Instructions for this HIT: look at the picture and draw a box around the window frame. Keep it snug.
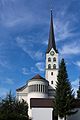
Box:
[48,64,51,69]
[53,57,56,62]
[51,81,53,84]
[53,64,56,69]
[48,57,51,62]
[51,72,53,75]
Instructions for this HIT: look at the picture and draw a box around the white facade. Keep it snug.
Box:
[32,108,53,120]
[27,78,49,118]
[16,77,49,118]
[45,48,58,90]
[16,86,28,101]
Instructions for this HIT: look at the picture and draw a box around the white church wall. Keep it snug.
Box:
[46,69,58,88]
[16,94,28,102]
[21,86,28,93]
[45,48,58,90]
[28,80,48,86]
[16,86,28,101]
[32,108,53,120]
[27,92,48,118]
[27,79,49,118]
[46,48,58,69]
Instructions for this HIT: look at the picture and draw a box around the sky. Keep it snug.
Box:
[0,0,80,98]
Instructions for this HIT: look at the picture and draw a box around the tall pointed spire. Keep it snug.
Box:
[46,10,58,53]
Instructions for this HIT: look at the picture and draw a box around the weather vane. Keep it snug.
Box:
[50,0,53,11]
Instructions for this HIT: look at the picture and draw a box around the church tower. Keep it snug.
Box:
[45,10,58,93]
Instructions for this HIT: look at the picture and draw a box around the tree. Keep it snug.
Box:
[77,89,80,99]
[55,58,75,120]
[0,91,29,120]
[77,77,80,99]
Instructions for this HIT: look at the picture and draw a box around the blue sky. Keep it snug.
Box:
[0,0,80,97]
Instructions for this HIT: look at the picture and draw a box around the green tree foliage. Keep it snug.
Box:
[0,91,29,120]
[55,59,75,120]
[77,89,80,99]
[77,78,80,99]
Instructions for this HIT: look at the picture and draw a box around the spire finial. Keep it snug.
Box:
[50,9,53,21]
[50,9,52,13]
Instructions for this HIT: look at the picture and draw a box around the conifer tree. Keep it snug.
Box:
[55,59,75,120]
[77,77,80,99]
[77,89,80,99]
[0,91,29,120]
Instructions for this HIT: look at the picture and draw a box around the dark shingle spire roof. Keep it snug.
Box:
[46,10,58,53]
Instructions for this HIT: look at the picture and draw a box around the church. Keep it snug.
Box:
[16,11,80,120]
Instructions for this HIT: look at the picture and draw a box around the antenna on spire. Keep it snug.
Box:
[48,0,53,12]
[50,0,53,11]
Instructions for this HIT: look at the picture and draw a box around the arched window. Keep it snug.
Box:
[48,57,51,62]
[48,64,51,69]
[53,64,56,69]
[53,57,56,62]
[51,72,53,75]
[51,81,53,84]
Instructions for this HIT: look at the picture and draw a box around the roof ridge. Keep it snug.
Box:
[31,74,45,80]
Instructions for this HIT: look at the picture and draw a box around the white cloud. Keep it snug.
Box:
[34,51,43,60]
[22,67,37,75]
[60,42,80,56]
[31,67,37,73]
[0,56,11,69]
[16,36,44,61]
[55,20,78,42]
[0,0,48,28]
[0,59,7,67]
[5,78,14,85]
[35,62,45,72]
[0,0,35,27]
[74,61,80,67]
[22,67,29,75]
[71,79,79,97]
[0,87,8,98]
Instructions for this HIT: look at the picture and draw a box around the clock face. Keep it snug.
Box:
[50,51,54,56]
